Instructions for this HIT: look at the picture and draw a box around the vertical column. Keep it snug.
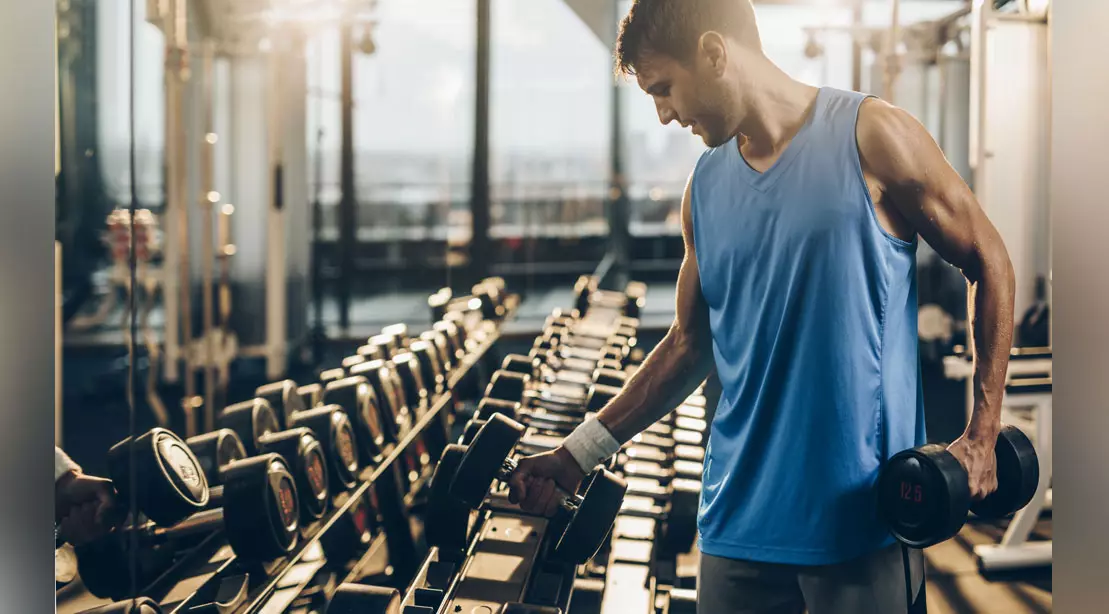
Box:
[607,0,630,290]
[339,22,356,331]
[470,0,492,284]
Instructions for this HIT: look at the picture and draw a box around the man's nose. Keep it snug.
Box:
[656,103,676,126]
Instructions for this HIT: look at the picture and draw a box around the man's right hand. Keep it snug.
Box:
[507,446,586,516]
[55,471,119,546]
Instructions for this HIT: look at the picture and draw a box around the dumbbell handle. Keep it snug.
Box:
[495,457,582,514]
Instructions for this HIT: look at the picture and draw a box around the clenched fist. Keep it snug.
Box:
[507,447,586,516]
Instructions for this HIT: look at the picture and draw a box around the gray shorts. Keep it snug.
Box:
[697,544,926,614]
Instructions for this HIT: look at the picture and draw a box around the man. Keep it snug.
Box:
[55,446,116,545]
[507,1,1015,612]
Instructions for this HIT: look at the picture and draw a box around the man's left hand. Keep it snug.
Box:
[946,433,999,501]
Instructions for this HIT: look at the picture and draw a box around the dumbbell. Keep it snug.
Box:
[76,430,300,598]
[350,359,414,442]
[408,339,446,395]
[298,382,324,409]
[877,424,1040,548]
[445,414,628,565]
[419,328,455,374]
[218,398,280,455]
[322,375,388,465]
[188,427,329,523]
[392,350,430,417]
[290,405,363,492]
[256,379,308,429]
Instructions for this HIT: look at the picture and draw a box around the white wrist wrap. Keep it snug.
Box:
[562,417,621,474]
[55,447,80,482]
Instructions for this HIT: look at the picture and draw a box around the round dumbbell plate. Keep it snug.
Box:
[425,444,471,552]
[108,428,209,527]
[450,414,526,509]
[187,429,246,487]
[552,469,628,565]
[969,424,1040,519]
[221,454,300,560]
[877,444,970,548]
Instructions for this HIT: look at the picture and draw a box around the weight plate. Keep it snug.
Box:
[222,453,299,560]
[475,398,520,422]
[256,379,305,430]
[969,424,1041,519]
[259,428,330,521]
[186,429,246,487]
[553,469,628,564]
[486,370,529,404]
[324,376,386,463]
[451,414,525,509]
[108,428,208,527]
[877,444,970,548]
[425,444,471,552]
[291,405,361,490]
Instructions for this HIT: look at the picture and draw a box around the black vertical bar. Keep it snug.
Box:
[470,0,492,285]
[339,21,356,331]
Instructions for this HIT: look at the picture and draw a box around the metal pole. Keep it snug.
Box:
[851,1,863,91]
[470,0,492,284]
[170,0,196,434]
[608,0,630,290]
[200,41,218,433]
[339,21,356,331]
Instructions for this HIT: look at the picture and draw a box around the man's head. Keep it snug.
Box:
[615,0,765,147]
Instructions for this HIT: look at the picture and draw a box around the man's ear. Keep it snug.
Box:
[697,31,728,76]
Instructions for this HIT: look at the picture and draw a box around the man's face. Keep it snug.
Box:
[635,51,735,148]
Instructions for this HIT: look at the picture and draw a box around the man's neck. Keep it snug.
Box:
[733,72,820,157]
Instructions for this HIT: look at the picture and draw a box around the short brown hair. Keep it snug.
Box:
[615,0,762,77]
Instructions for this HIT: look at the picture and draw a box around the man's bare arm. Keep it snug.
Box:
[595,174,716,443]
[859,99,1015,444]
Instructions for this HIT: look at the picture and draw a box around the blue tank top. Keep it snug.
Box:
[690,87,927,565]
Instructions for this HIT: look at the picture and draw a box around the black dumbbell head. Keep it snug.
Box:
[419,329,454,372]
[323,376,386,463]
[255,379,305,430]
[969,425,1040,519]
[451,414,526,509]
[552,468,628,564]
[425,444,471,553]
[219,398,281,456]
[485,370,529,404]
[460,419,486,446]
[392,351,428,415]
[475,397,521,422]
[297,383,324,409]
[107,428,209,526]
[186,429,246,486]
[258,427,330,521]
[501,354,538,377]
[877,443,971,548]
[662,478,700,556]
[220,453,301,560]
[291,405,361,491]
[409,339,445,394]
[381,323,410,350]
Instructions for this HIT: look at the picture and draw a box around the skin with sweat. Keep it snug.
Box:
[508,31,1014,517]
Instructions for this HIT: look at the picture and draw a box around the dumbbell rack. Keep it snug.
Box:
[59,295,519,614]
[392,282,686,614]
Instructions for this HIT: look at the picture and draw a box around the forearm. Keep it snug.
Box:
[966,250,1016,439]
[596,327,714,443]
[55,447,80,483]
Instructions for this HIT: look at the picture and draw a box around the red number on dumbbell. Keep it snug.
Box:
[900,482,923,504]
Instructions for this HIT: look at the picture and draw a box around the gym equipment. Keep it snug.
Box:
[258,427,331,521]
[419,329,455,374]
[409,339,446,395]
[878,424,1039,548]
[77,598,162,614]
[78,441,299,598]
[448,414,627,565]
[256,379,307,429]
[322,376,387,465]
[218,398,280,455]
[298,382,324,409]
[392,350,430,416]
[424,444,472,553]
[327,584,401,613]
[186,429,246,486]
[290,405,362,491]
[187,428,326,523]
[349,359,413,443]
